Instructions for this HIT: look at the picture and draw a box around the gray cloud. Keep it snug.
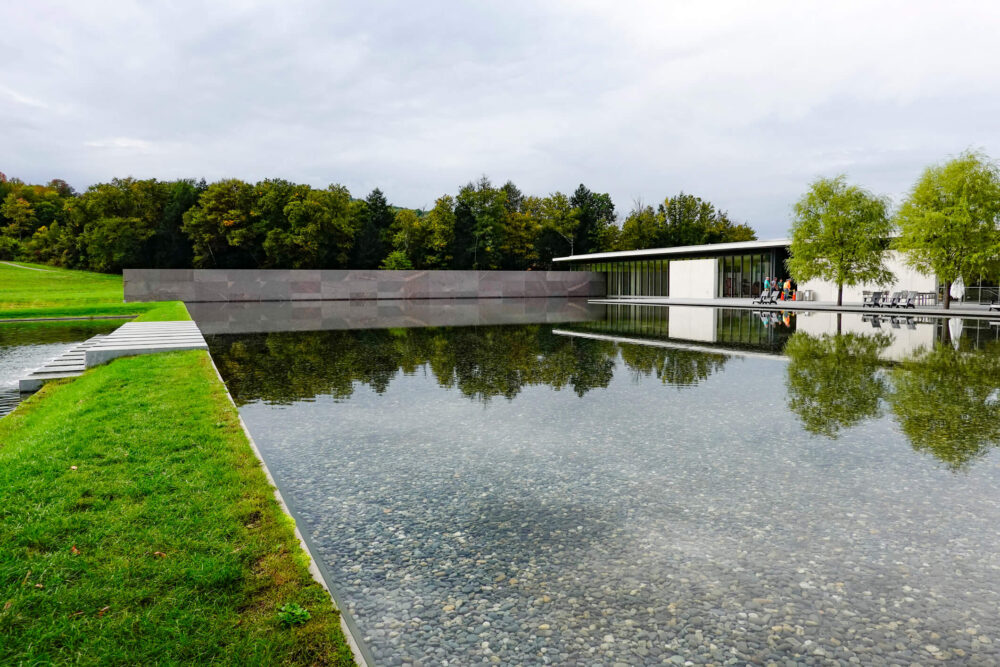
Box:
[3,0,999,237]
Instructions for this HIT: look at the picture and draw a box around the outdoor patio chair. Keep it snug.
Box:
[753,289,778,305]
[862,291,882,307]
[867,291,886,307]
[902,291,917,309]
[885,291,903,307]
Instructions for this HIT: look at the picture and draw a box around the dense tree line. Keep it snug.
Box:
[0,172,756,273]
[617,194,756,250]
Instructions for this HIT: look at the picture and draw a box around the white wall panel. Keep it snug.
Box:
[797,251,935,303]
[668,259,718,299]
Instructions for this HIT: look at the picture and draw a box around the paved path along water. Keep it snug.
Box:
[591,296,1000,320]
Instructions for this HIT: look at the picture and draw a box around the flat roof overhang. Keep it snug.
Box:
[554,238,791,263]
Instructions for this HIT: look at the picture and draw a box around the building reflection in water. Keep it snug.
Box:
[560,304,798,354]
[560,304,1000,470]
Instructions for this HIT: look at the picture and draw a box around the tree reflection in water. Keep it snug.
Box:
[209,326,618,405]
[889,342,1000,470]
[209,324,735,407]
[786,329,1000,470]
[211,319,1000,471]
[784,331,892,438]
[619,343,728,388]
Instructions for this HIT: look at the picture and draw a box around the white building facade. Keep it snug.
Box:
[556,239,948,304]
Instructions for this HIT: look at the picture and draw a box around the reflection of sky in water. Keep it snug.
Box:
[0,321,120,416]
[207,309,1000,665]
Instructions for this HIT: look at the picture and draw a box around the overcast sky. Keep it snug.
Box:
[3,1,1000,238]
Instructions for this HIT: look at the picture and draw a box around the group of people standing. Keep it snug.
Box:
[763,276,794,300]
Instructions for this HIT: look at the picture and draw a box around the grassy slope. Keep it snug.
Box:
[0,262,156,319]
[0,266,354,664]
[0,350,354,665]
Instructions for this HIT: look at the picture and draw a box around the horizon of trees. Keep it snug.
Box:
[0,172,756,274]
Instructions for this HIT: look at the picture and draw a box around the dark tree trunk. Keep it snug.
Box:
[943,281,952,310]
[837,312,842,335]
[837,282,843,307]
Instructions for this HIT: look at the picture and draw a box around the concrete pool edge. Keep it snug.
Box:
[588,296,1000,319]
[205,353,374,667]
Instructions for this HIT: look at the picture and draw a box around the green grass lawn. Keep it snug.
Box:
[0,263,356,664]
[0,261,158,320]
[133,300,192,322]
[0,350,355,665]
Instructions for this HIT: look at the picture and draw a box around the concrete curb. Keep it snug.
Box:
[204,351,374,666]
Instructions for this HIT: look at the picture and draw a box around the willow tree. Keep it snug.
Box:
[894,151,1000,309]
[787,176,894,306]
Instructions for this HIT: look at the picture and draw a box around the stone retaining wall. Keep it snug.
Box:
[123,269,605,302]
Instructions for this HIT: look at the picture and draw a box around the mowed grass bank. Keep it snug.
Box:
[0,261,156,320]
[0,349,355,665]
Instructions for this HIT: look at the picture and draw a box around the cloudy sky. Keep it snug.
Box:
[3,1,1000,237]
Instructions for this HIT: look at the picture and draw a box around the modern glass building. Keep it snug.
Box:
[556,239,792,298]
[557,238,1000,304]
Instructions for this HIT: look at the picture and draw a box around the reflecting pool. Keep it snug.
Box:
[0,320,121,416]
[202,301,1000,665]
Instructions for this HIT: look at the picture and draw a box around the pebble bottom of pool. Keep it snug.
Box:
[205,306,1000,666]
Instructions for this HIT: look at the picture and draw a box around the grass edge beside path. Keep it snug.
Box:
[0,347,356,665]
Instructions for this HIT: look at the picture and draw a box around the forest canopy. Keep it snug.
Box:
[0,172,756,273]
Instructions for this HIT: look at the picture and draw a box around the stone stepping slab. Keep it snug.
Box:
[84,321,207,366]
[19,321,208,392]
[19,335,107,391]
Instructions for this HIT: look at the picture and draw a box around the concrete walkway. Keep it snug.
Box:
[84,320,207,366]
[19,321,207,392]
[589,296,1000,320]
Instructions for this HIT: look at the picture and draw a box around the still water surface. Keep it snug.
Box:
[0,320,120,416]
[203,302,1000,665]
